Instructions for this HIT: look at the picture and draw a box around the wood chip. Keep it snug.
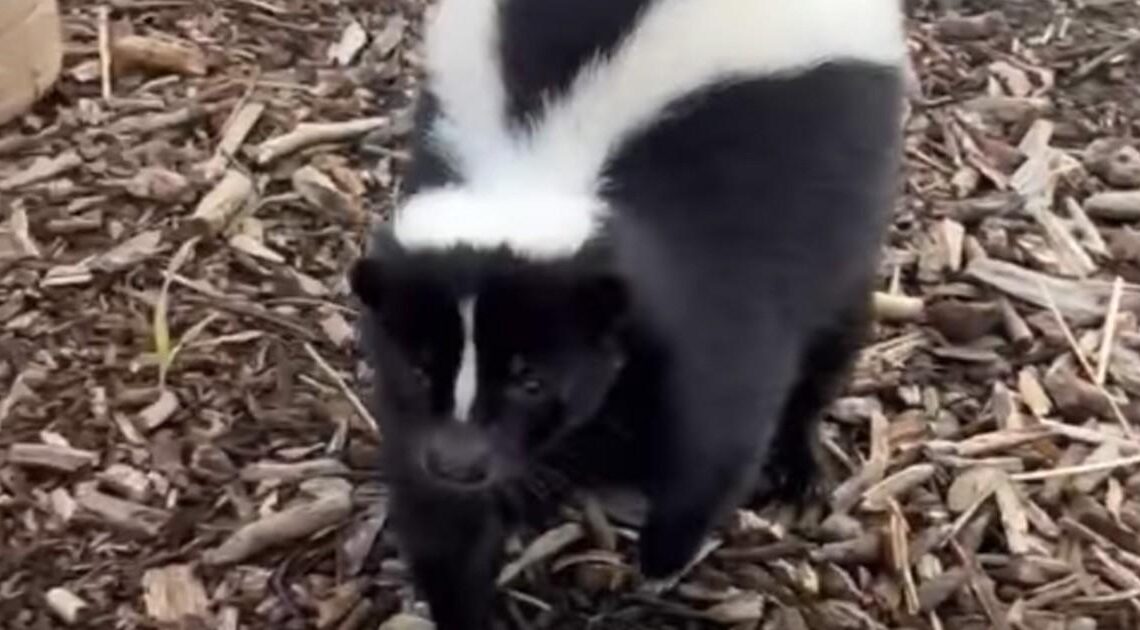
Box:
[203,479,352,565]
[123,166,190,202]
[378,613,435,630]
[1085,190,1140,221]
[873,291,925,323]
[190,169,257,235]
[240,458,350,482]
[292,165,365,223]
[44,587,88,625]
[498,522,585,586]
[861,464,937,511]
[141,564,211,624]
[933,11,1008,41]
[947,467,1002,514]
[8,443,98,472]
[916,567,969,612]
[138,389,180,431]
[75,482,170,538]
[92,230,163,273]
[256,117,388,165]
[993,474,1031,554]
[328,20,368,66]
[704,592,765,624]
[197,101,266,181]
[112,34,207,76]
[321,311,355,347]
[967,257,1133,323]
[0,150,83,191]
[1072,442,1123,494]
[0,207,40,259]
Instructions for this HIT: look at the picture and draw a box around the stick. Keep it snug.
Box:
[1038,418,1140,454]
[1085,191,1140,221]
[203,485,352,565]
[1037,279,1135,437]
[197,101,265,180]
[1097,276,1126,386]
[1012,453,1140,481]
[1064,197,1111,258]
[873,291,925,323]
[109,104,220,134]
[998,297,1033,351]
[45,588,88,625]
[303,343,380,439]
[0,151,83,191]
[111,34,207,76]
[1069,34,1140,84]
[98,6,113,100]
[189,169,256,235]
[255,117,388,165]
[8,443,98,472]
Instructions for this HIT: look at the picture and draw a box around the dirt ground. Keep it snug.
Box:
[4,0,1140,629]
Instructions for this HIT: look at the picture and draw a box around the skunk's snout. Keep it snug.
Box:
[421,426,493,487]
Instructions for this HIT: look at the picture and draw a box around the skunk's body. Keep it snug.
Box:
[350,1,906,627]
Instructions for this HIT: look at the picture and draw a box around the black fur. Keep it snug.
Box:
[498,0,653,125]
[350,2,904,627]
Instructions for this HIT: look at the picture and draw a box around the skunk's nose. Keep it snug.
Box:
[421,428,492,486]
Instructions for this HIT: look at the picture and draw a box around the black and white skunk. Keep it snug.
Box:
[349,0,907,627]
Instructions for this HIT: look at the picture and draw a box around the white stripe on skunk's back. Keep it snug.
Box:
[528,0,908,193]
[421,0,509,177]
[397,0,908,259]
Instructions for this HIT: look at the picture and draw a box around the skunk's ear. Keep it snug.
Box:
[348,257,388,310]
[575,272,629,339]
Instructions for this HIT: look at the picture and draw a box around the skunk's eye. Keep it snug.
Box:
[411,365,430,388]
[510,356,545,396]
[414,348,433,372]
[521,376,544,395]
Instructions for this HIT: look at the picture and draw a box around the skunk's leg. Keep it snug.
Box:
[391,487,503,630]
[638,319,800,579]
[757,294,872,503]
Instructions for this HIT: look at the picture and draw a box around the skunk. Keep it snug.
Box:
[349,0,907,627]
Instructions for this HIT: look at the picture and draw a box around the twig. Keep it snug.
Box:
[8,443,98,472]
[303,343,380,440]
[111,35,207,76]
[203,481,352,565]
[998,297,1033,351]
[1038,418,1140,454]
[189,169,256,235]
[255,117,388,165]
[1069,33,1140,84]
[45,588,89,625]
[1037,278,1136,437]
[98,6,113,100]
[109,104,220,134]
[1096,276,1126,386]
[1012,454,1140,481]
[0,151,83,191]
[197,100,265,180]
[873,291,925,323]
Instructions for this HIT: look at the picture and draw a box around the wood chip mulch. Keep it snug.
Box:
[4,0,1140,628]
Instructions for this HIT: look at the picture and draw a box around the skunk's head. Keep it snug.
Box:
[349,217,627,494]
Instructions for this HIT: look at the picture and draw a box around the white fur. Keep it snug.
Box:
[453,298,478,421]
[421,0,511,174]
[393,186,604,259]
[400,0,908,258]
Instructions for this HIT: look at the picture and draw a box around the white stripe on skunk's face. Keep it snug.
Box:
[453,297,478,422]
